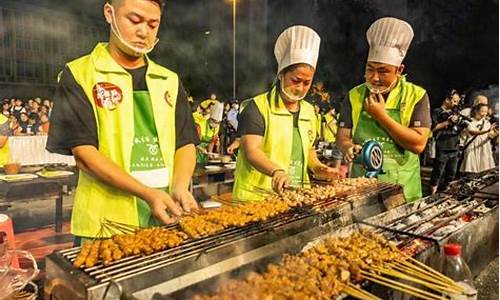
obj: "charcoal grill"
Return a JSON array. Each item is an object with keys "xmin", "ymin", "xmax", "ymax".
[{"xmin": 44, "ymin": 182, "xmax": 403, "ymax": 299}]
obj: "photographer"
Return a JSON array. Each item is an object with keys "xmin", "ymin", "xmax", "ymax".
[{"xmin": 430, "ymin": 90, "xmax": 469, "ymax": 194}]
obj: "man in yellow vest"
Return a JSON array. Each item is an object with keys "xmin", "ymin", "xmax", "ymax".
[
  {"xmin": 47, "ymin": 0, "xmax": 199, "ymax": 241},
  {"xmin": 195, "ymin": 102, "xmax": 223, "ymax": 164},
  {"xmin": 233, "ymin": 25, "xmax": 339, "ymax": 201},
  {"xmin": 337, "ymin": 17, "xmax": 431, "ymax": 202}
]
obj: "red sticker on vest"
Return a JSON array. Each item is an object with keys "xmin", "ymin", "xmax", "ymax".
[{"xmin": 92, "ymin": 82, "xmax": 123, "ymax": 111}]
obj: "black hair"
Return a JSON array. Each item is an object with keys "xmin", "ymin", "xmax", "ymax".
[
  {"xmin": 280, "ymin": 63, "xmax": 314, "ymax": 76},
  {"xmin": 28, "ymin": 112, "xmax": 39, "ymax": 121},
  {"xmin": 446, "ymin": 89, "xmax": 460, "ymax": 100},
  {"xmin": 471, "ymin": 104, "xmax": 488, "ymax": 116}
]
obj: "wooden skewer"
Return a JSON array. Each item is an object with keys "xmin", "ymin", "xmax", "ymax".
[
  {"xmin": 372, "ymin": 265, "xmax": 463, "ymax": 294},
  {"xmin": 339, "ymin": 281, "xmax": 378, "ymax": 300},
  {"xmin": 344, "ymin": 287, "xmax": 374, "ymax": 300},
  {"xmin": 397, "ymin": 259, "xmax": 460, "ymax": 289},
  {"xmin": 361, "ymin": 271, "xmax": 447, "ymax": 300},
  {"xmin": 390, "ymin": 262, "xmax": 463, "ymax": 293},
  {"xmin": 406, "ymin": 256, "xmax": 459, "ymax": 285},
  {"xmin": 102, "ymin": 220, "xmax": 136, "ymax": 234},
  {"xmin": 347, "ymin": 283, "xmax": 382, "ymax": 300}
]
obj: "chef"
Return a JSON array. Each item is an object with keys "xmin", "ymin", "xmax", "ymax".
[
  {"xmin": 233, "ymin": 25, "xmax": 339, "ymax": 201},
  {"xmin": 337, "ymin": 17, "xmax": 431, "ymax": 202}
]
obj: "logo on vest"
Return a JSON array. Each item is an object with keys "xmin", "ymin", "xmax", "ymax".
[
  {"xmin": 93, "ymin": 82, "xmax": 123, "ymax": 111},
  {"xmin": 164, "ymin": 90, "xmax": 173, "ymax": 107},
  {"xmin": 308, "ymin": 130, "xmax": 314, "ymax": 142}
]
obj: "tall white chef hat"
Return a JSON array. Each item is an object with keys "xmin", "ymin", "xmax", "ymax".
[
  {"xmin": 209, "ymin": 102, "xmax": 224, "ymax": 122},
  {"xmin": 274, "ymin": 25, "xmax": 321, "ymax": 75},
  {"xmin": 366, "ymin": 17, "xmax": 414, "ymax": 66}
]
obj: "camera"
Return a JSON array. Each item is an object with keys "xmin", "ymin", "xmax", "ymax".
[
  {"xmin": 447, "ymin": 107, "xmax": 472, "ymax": 134},
  {"xmin": 439, "ymin": 93, "xmax": 471, "ymax": 134}
]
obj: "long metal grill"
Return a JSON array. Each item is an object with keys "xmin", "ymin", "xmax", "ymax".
[
  {"xmin": 45, "ymin": 182, "xmax": 403, "ymax": 299},
  {"xmin": 57, "ymin": 206, "xmax": 328, "ymax": 284},
  {"xmin": 54, "ymin": 183, "xmax": 396, "ymax": 283}
]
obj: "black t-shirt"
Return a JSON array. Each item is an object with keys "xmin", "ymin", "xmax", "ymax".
[
  {"xmin": 431, "ymin": 107, "xmax": 462, "ymax": 151},
  {"xmin": 338, "ymin": 92, "xmax": 432, "ymax": 129},
  {"xmin": 237, "ymin": 100, "xmax": 300, "ymax": 137},
  {"xmin": 46, "ymin": 65, "xmax": 199, "ymax": 155}
]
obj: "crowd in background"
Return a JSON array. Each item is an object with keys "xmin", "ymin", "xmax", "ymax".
[
  {"xmin": 1, "ymin": 97, "xmax": 53, "ymax": 136},
  {"xmin": 429, "ymin": 91, "xmax": 499, "ymax": 193},
  {"xmin": 3, "ymin": 83, "xmax": 498, "ymax": 181},
  {"xmin": 190, "ymin": 83, "xmax": 499, "ymax": 183}
]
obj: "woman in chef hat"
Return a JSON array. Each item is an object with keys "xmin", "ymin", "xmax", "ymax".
[{"xmin": 233, "ymin": 25, "xmax": 339, "ymax": 201}]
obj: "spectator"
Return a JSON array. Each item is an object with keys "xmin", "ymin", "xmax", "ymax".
[
  {"xmin": 39, "ymin": 113, "xmax": 50, "ymax": 135},
  {"xmin": 26, "ymin": 112, "xmax": 41, "ymax": 135},
  {"xmin": 429, "ymin": 90, "xmax": 464, "ymax": 194},
  {"xmin": 461, "ymin": 94, "xmax": 488, "ymax": 117},
  {"xmin": 42, "ymin": 99, "xmax": 51, "ymax": 108},
  {"xmin": 2, "ymin": 101, "xmax": 10, "ymax": 115},
  {"xmin": 9, "ymin": 115, "xmax": 21, "ymax": 136},
  {"xmin": 222, "ymin": 101, "xmax": 239, "ymax": 154},
  {"xmin": 11, "ymin": 99, "xmax": 26, "ymax": 118},
  {"xmin": 42, "ymin": 99, "xmax": 53, "ymax": 117},
  {"xmin": 17, "ymin": 112, "xmax": 29, "ymax": 135},
  {"xmin": 30, "ymin": 101, "xmax": 40, "ymax": 114},
  {"xmin": 460, "ymin": 104, "xmax": 497, "ymax": 173},
  {"xmin": 40, "ymin": 105, "xmax": 50, "ymax": 116}
]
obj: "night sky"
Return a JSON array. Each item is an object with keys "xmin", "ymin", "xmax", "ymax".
[{"xmin": 8, "ymin": 0, "xmax": 500, "ymax": 107}]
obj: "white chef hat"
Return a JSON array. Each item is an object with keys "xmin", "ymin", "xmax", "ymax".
[
  {"xmin": 274, "ymin": 25, "xmax": 321, "ymax": 75},
  {"xmin": 366, "ymin": 17, "xmax": 414, "ymax": 66},
  {"xmin": 209, "ymin": 102, "xmax": 224, "ymax": 122}
]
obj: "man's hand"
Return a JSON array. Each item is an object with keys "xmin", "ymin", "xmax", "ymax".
[
  {"xmin": 312, "ymin": 165, "xmax": 342, "ymax": 180},
  {"xmin": 271, "ymin": 169, "xmax": 291, "ymax": 193},
  {"xmin": 227, "ymin": 141, "xmax": 240, "ymax": 155},
  {"xmin": 364, "ymin": 93, "xmax": 387, "ymax": 121},
  {"xmin": 143, "ymin": 189, "xmax": 183, "ymax": 224},
  {"xmin": 171, "ymin": 189, "xmax": 199, "ymax": 213},
  {"xmin": 344, "ymin": 144, "xmax": 363, "ymax": 162},
  {"xmin": 448, "ymin": 114, "xmax": 459, "ymax": 124}
]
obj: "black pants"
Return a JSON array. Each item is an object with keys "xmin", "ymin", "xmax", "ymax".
[{"xmin": 430, "ymin": 150, "xmax": 459, "ymax": 191}]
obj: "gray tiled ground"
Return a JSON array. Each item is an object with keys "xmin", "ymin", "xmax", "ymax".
[{"xmin": 475, "ymin": 257, "xmax": 499, "ymax": 300}]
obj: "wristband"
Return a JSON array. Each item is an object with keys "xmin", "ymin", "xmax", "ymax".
[{"xmin": 271, "ymin": 168, "xmax": 285, "ymax": 177}]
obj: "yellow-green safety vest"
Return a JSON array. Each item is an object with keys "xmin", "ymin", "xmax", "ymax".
[
  {"xmin": 196, "ymin": 117, "xmax": 220, "ymax": 144},
  {"xmin": 233, "ymin": 87, "xmax": 317, "ymax": 202},
  {"xmin": 0, "ymin": 114, "xmax": 9, "ymax": 167},
  {"xmin": 192, "ymin": 111, "xmax": 205, "ymax": 124},
  {"xmin": 67, "ymin": 43, "xmax": 178, "ymax": 238},
  {"xmin": 323, "ymin": 113, "xmax": 337, "ymax": 143},
  {"xmin": 350, "ymin": 76, "xmax": 426, "ymax": 202}
]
